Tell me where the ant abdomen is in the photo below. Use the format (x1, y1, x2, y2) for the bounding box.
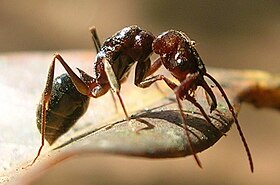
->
(36, 73, 90, 145)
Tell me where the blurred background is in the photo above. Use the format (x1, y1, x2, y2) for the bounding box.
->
(1, 1, 280, 72)
(1, 1, 280, 185)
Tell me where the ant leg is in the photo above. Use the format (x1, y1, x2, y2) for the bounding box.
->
(136, 72, 202, 168)
(135, 57, 166, 95)
(200, 80, 217, 113)
(53, 54, 92, 96)
(134, 58, 151, 86)
(90, 26, 119, 113)
(205, 73, 254, 172)
(135, 74, 175, 89)
(173, 74, 202, 168)
(28, 54, 92, 166)
(180, 78, 225, 136)
(134, 57, 165, 88)
(146, 57, 166, 95)
(145, 57, 162, 77)
(103, 58, 129, 120)
(89, 26, 101, 52)
(184, 94, 224, 135)
(175, 94, 202, 168)
(26, 61, 55, 167)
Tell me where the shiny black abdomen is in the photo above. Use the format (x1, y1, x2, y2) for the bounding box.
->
(36, 73, 90, 145)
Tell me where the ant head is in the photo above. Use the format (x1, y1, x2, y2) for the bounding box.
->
(153, 30, 195, 56)
(152, 30, 181, 55)
(153, 30, 206, 77)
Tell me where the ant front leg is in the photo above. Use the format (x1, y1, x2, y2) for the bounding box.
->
(173, 73, 204, 168)
(178, 76, 226, 136)
(200, 80, 217, 113)
(135, 64, 202, 167)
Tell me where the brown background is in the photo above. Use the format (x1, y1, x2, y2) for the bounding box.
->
(1, 1, 279, 72)
(1, 1, 280, 185)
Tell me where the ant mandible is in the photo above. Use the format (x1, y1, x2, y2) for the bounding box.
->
(31, 25, 253, 173)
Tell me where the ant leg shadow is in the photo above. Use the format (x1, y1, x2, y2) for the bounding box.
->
(133, 118, 155, 134)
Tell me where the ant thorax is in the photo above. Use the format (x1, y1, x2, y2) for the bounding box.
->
(92, 25, 155, 86)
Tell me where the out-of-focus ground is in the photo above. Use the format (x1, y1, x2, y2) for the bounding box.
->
(0, 1, 280, 185)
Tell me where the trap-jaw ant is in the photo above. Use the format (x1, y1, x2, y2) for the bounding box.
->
(31, 25, 253, 172)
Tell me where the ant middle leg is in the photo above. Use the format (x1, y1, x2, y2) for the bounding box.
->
(27, 61, 55, 166)
(134, 57, 166, 96)
(134, 57, 164, 88)
(146, 58, 166, 95)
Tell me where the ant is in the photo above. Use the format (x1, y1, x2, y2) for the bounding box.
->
(31, 25, 253, 173)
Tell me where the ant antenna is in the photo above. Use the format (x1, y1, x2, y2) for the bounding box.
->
(205, 73, 254, 173)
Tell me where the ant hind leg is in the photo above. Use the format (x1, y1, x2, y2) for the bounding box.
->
(90, 26, 119, 113)
(25, 61, 55, 167)
(26, 54, 92, 167)
(103, 58, 129, 120)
